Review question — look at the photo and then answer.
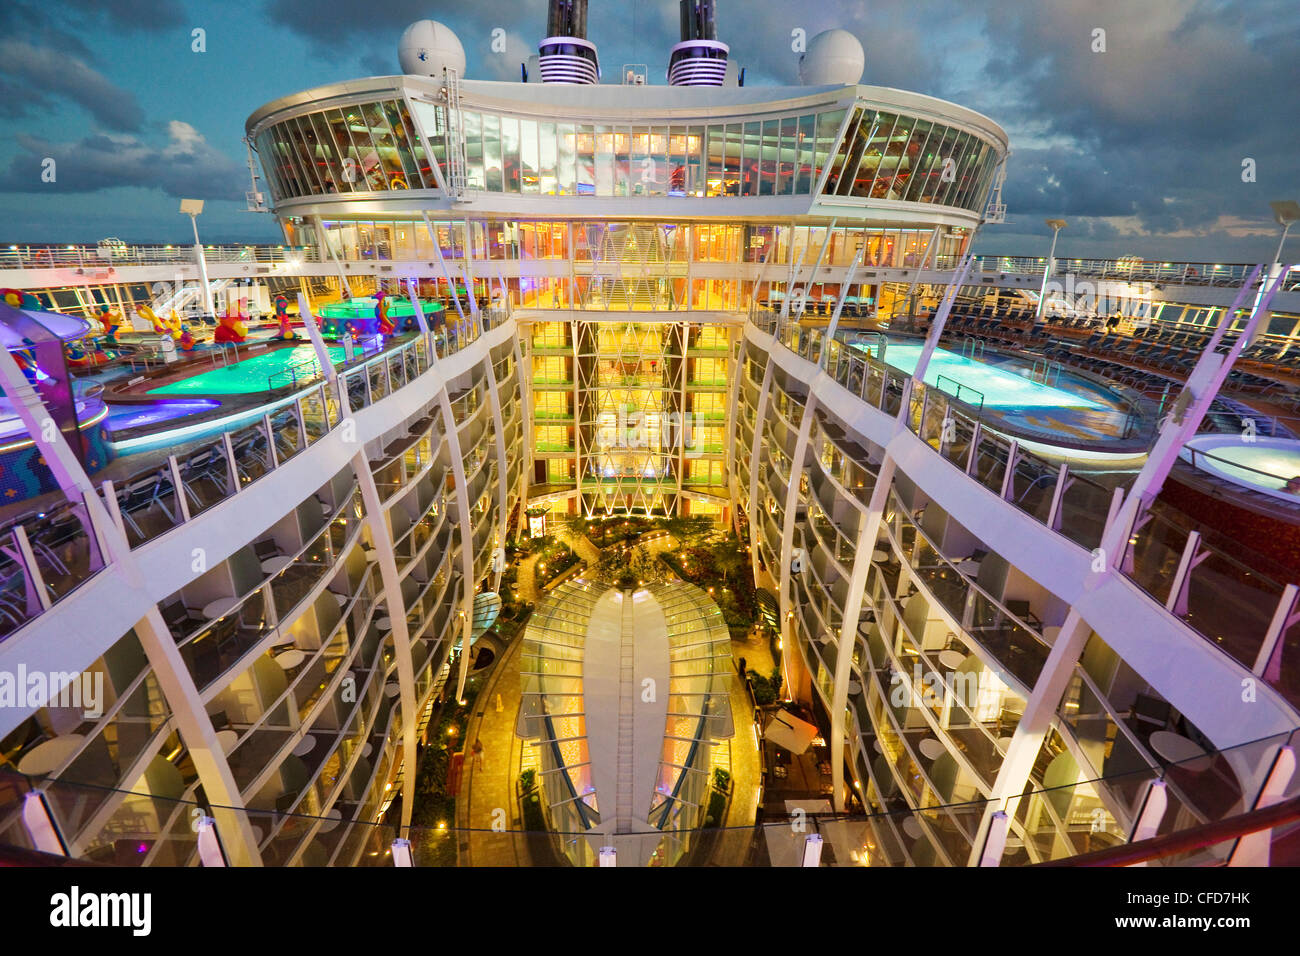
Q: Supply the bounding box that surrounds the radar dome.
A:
[799,29,865,86]
[398,20,466,77]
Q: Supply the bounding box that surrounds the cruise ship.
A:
[0,1,1297,869]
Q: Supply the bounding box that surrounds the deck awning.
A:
[764,709,818,755]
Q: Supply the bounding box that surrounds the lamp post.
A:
[181,199,217,319]
[1268,200,1299,271]
[1034,218,1067,322]
[1251,201,1300,345]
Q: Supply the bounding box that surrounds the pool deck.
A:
[849,333,1157,453]
[104,340,314,402]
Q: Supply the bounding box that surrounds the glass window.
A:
[837,109,879,196]
[501,116,521,193]
[669,125,688,195]
[255,130,286,200]
[723,123,742,196]
[307,112,343,193]
[387,100,430,188]
[539,122,558,194]
[277,118,312,196]
[324,109,360,193]
[824,108,862,195]
[275,123,308,197]
[900,120,935,203]
[557,123,576,194]
[406,101,443,188]
[576,124,595,195]
[760,119,779,195]
[920,125,955,202]
[866,113,902,198]
[706,125,725,196]
[614,127,632,197]
[936,130,972,206]
[594,124,614,196]
[339,104,384,191]
[961,140,993,210]
[813,109,846,191]
[483,113,503,191]
[360,102,404,187]
[686,126,704,196]
[950,139,982,210]
[650,127,669,197]
[974,146,1001,210]
[464,111,485,190]
[795,114,815,193]
[777,116,797,195]
[295,115,330,194]
[741,122,761,196]
[886,118,924,202]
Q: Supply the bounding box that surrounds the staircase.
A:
[614,592,636,834]
[150,278,234,317]
[587,224,674,310]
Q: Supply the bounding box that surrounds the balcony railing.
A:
[751,310,1300,711]
[0,309,513,647]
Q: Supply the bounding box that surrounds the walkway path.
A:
[456,633,531,866]
[515,553,540,603]
[558,529,603,567]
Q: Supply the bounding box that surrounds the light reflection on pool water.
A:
[1182,438,1300,498]
[146,345,346,396]
[105,400,222,431]
[853,342,1107,410]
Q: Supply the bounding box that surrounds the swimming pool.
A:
[147,345,346,396]
[853,341,1107,410]
[104,400,222,431]
[1181,435,1300,502]
[316,297,446,321]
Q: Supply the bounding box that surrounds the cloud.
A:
[0,121,244,199]
[55,0,186,32]
[0,39,146,131]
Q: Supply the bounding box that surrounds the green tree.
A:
[662,514,715,545]
[561,512,589,542]
[713,541,746,587]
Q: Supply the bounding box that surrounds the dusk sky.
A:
[1,0,1297,261]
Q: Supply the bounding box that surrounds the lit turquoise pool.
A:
[147,345,346,396]
[1182,436,1300,499]
[854,342,1107,410]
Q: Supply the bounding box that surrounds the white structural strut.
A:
[776,391,819,705]
[0,305,264,865]
[343,367,422,836]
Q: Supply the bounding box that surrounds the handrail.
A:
[934,374,985,417]
[0,315,513,645]
[1036,792,1300,867]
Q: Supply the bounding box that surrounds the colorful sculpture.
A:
[95,304,123,344]
[375,292,395,336]
[273,296,297,340]
[213,312,248,344]
[0,288,41,311]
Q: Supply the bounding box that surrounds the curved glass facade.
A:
[255,93,1000,212]
[254,98,437,198]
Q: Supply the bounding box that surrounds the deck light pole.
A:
[181,199,217,319]
[1269,201,1300,265]
[1034,218,1067,322]
[1251,201,1300,344]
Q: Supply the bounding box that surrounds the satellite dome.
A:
[799,29,865,86]
[398,20,467,77]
